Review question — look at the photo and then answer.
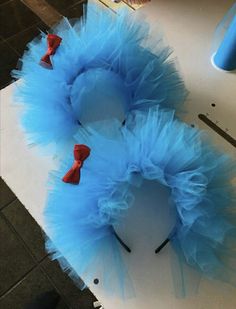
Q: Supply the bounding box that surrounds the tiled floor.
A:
[0,178,97,308]
[0,0,85,89]
[0,0,98,308]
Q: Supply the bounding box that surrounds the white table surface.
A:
[1,0,236,308]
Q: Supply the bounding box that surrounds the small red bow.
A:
[40,34,62,69]
[62,144,91,185]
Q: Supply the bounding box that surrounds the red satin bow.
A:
[40,34,62,69]
[62,144,91,185]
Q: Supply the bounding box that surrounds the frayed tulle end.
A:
[45,237,87,290]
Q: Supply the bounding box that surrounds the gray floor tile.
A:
[0,0,10,6]
[21,0,62,28]
[47,0,81,12]
[63,1,85,19]
[0,266,69,309]
[0,39,18,88]
[0,215,35,296]
[0,178,16,209]
[6,21,48,56]
[41,257,96,309]
[47,0,86,19]
[2,199,47,262]
[0,0,40,39]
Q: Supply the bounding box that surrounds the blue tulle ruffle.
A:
[12,3,187,151]
[44,107,236,296]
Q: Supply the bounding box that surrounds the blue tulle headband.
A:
[44,107,236,297]
[12,4,187,150]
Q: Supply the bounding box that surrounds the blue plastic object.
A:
[213,14,236,71]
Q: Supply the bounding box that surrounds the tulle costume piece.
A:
[12,2,236,299]
[12,3,187,152]
[45,107,236,297]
